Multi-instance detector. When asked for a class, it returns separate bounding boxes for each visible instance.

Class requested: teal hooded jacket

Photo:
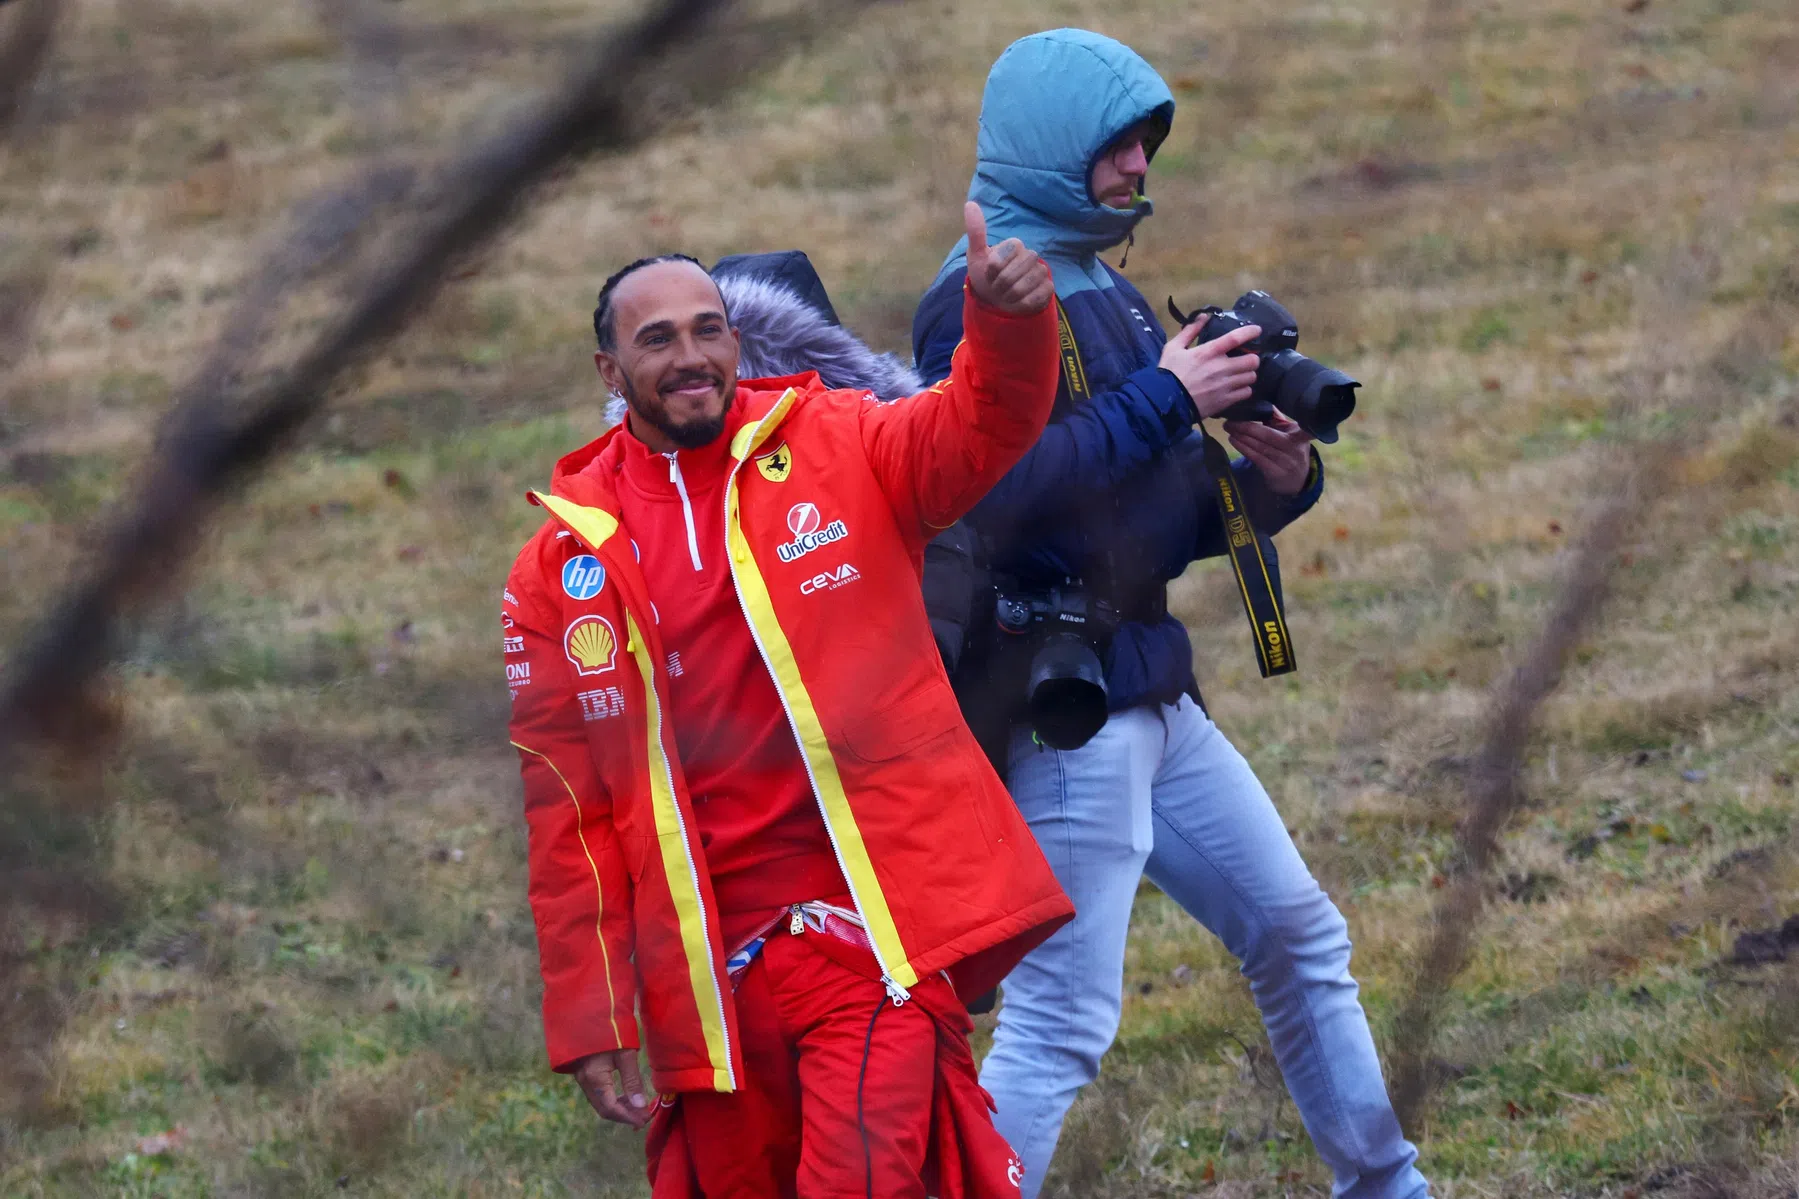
[912,29,1323,713]
[932,27,1172,295]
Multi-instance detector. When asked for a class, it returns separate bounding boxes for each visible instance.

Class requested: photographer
[912,30,1430,1199]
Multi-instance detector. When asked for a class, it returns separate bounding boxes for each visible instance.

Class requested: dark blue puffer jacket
[912,29,1323,713]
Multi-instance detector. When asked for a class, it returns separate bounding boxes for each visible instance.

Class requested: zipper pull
[789,905,805,936]
[882,975,911,1006]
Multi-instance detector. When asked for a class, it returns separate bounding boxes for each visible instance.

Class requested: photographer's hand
[1159,317,1262,418]
[965,201,1054,316]
[1224,409,1315,495]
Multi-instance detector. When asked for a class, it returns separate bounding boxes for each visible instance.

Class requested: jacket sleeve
[858,281,1060,539]
[1188,444,1326,560]
[505,551,640,1072]
[915,269,1199,534]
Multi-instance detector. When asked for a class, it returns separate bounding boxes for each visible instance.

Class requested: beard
[620,370,729,450]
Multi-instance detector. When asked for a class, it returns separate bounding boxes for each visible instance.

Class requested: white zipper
[665,452,703,572]
[720,427,911,1006]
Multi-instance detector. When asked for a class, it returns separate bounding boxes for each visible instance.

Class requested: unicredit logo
[777,502,847,563]
[787,503,820,537]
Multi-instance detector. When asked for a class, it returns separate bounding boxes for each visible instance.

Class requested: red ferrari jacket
[504,286,1073,1094]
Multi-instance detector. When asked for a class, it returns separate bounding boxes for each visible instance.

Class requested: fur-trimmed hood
[603,274,923,424]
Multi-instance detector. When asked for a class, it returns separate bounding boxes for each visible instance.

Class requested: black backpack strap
[921,522,987,675]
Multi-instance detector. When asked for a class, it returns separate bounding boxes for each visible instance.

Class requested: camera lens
[1301,375,1358,443]
[1026,633,1109,750]
[1267,351,1358,444]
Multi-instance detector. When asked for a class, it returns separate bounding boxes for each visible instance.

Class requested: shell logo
[787,502,821,537]
[564,615,618,676]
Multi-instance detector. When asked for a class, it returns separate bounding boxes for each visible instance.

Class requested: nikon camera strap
[1053,302,1296,678]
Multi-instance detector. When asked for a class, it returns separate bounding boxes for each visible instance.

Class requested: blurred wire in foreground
[0,0,874,760]
[1384,196,1786,1130]
[1385,461,1662,1133]
[0,0,59,140]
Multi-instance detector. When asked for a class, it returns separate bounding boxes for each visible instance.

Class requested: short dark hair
[592,253,711,352]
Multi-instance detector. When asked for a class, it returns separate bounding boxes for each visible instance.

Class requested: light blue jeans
[981,696,1428,1199]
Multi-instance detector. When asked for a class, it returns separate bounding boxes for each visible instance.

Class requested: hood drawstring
[1118,230,1135,270]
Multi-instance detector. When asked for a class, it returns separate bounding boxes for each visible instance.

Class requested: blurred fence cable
[0,0,60,139]
[1384,200,1787,1130]
[0,0,875,761]
[1385,462,1663,1132]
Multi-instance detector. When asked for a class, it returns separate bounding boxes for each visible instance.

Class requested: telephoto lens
[1168,291,1360,443]
[995,588,1116,751]
[1025,633,1109,750]
[1255,349,1358,444]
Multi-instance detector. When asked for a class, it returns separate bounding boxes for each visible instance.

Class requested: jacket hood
[713,250,843,327]
[937,29,1174,293]
[603,273,922,426]
[719,274,922,400]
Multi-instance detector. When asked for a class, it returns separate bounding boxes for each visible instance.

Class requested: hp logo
[562,555,606,601]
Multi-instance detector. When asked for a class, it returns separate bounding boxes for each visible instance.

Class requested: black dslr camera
[993,584,1120,751]
[1168,290,1359,444]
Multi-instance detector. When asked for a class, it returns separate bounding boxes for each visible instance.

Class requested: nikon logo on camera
[776,502,849,563]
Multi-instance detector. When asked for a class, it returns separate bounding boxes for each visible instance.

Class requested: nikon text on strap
[1052,301,1297,678]
[1194,425,1296,676]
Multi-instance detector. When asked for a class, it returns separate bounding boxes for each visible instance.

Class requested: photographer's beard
[618,366,732,451]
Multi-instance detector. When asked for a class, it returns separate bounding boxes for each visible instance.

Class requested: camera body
[994,584,1119,751]
[1170,290,1359,444]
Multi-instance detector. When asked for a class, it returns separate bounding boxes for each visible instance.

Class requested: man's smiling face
[596,260,740,452]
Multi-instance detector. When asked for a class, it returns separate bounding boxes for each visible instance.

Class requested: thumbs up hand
[964,201,1053,316]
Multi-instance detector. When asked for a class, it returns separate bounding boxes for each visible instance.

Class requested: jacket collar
[616,407,733,500]
[530,378,809,545]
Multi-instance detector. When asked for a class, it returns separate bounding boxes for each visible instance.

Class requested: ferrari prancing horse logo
[756,442,792,483]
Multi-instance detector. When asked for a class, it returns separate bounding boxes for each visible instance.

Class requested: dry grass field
[2,0,1797,1194]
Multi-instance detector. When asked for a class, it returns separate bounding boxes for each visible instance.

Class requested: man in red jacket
[503,203,1070,1198]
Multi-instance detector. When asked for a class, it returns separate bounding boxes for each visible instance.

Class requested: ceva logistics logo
[800,563,861,595]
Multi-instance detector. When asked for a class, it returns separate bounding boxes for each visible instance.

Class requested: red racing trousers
[644,925,1025,1199]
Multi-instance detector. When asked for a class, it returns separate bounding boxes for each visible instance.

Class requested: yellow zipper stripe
[510,739,623,1048]
[721,474,918,991]
[625,612,734,1091]
[728,388,798,462]
[533,486,735,1089]
[532,491,621,550]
